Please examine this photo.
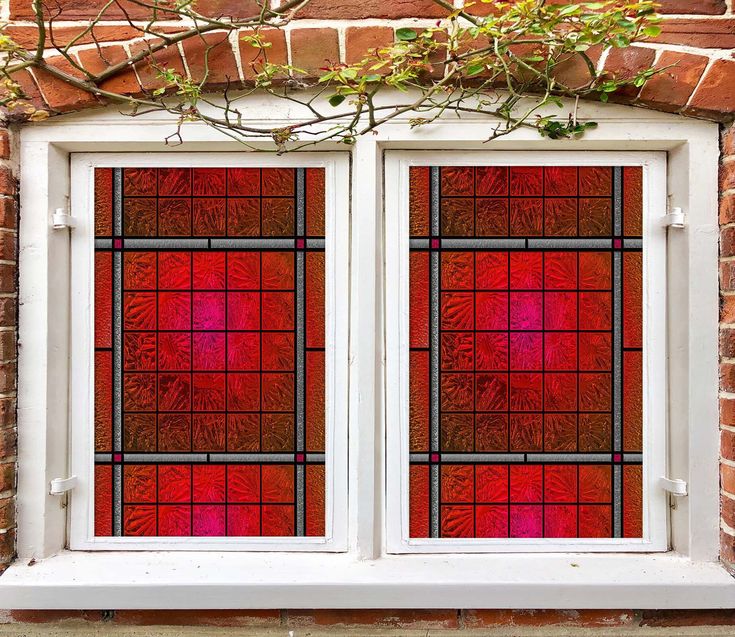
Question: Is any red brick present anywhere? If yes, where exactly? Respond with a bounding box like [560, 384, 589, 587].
[129, 38, 187, 92]
[724, 125, 735, 157]
[463, 610, 634, 628]
[286, 610, 460, 629]
[9, 0, 181, 20]
[31, 57, 99, 113]
[0, 498, 14, 531]
[657, 0, 726, 14]
[0, 528, 15, 564]
[641, 609, 735, 626]
[290, 28, 340, 78]
[187, 0, 264, 20]
[181, 32, 239, 87]
[687, 58, 735, 120]
[722, 195, 735, 225]
[602, 46, 657, 102]
[0, 462, 14, 493]
[656, 18, 735, 49]
[5, 611, 106, 623]
[0, 131, 10, 161]
[722, 160, 735, 193]
[0, 426, 16, 460]
[721, 531, 735, 572]
[0, 399, 15, 430]
[0, 265, 15, 294]
[722, 362, 735, 391]
[722, 294, 735, 323]
[6, 25, 147, 50]
[0, 299, 16, 329]
[0, 332, 15, 363]
[724, 494, 735, 528]
[721, 398, 735, 426]
[722, 226, 735, 258]
[0, 169, 15, 198]
[76, 45, 141, 96]
[345, 27, 395, 67]
[238, 29, 288, 82]
[112, 610, 280, 626]
[0, 233, 16, 263]
[638, 51, 708, 113]
[721, 325, 735, 356]
[723, 463, 735, 495]
[0, 199, 16, 231]
[296, 0, 446, 19]
[723, 429, 735, 462]
[544, 46, 603, 92]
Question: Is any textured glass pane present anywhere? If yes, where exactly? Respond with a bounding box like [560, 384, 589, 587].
[409, 165, 643, 539]
[94, 166, 326, 538]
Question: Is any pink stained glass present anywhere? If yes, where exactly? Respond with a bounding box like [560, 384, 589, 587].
[409, 165, 643, 539]
[95, 167, 326, 538]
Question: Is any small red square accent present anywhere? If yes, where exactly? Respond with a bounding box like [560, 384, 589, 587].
[613, 239, 622, 249]
[296, 238, 305, 249]
[114, 453, 122, 463]
[431, 239, 440, 249]
[613, 453, 622, 463]
[114, 239, 123, 249]
[296, 453, 305, 463]
[431, 453, 440, 463]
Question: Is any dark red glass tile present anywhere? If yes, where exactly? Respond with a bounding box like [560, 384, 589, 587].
[193, 198, 226, 236]
[123, 505, 157, 536]
[158, 252, 191, 289]
[158, 168, 191, 197]
[95, 352, 112, 451]
[193, 168, 226, 196]
[158, 414, 191, 451]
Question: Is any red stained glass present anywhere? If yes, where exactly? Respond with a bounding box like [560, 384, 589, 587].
[410, 164, 643, 539]
[95, 167, 326, 538]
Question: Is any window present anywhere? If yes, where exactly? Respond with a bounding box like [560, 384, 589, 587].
[386, 152, 667, 552]
[5, 107, 731, 608]
[69, 154, 349, 550]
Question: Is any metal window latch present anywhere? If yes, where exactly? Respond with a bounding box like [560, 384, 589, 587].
[49, 476, 77, 495]
[662, 207, 686, 229]
[51, 208, 75, 230]
[659, 476, 688, 497]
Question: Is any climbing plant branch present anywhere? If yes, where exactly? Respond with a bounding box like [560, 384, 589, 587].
[0, 0, 663, 149]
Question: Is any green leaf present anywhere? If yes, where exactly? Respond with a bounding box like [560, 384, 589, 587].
[363, 74, 382, 83]
[328, 94, 346, 107]
[600, 92, 609, 103]
[396, 28, 418, 41]
[466, 63, 485, 76]
[643, 25, 661, 37]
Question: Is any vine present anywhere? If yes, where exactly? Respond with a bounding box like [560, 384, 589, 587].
[0, 0, 662, 150]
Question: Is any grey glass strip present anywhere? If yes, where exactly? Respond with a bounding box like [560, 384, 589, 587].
[123, 454, 209, 463]
[210, 453, 295, 463]
[430, 464, 440, 539]
[614, 251, 623, 453]
[123, 238, 209, 249]
[113, 168, 123, 236]
[526, 453, 617, 463]
[113, 464, 122, 537]
[410, 239, 430, 249]
[430, 251, 440, 454]
[441, 238, 526, 249]
[624, 239, 642, 249]
[296, 168, 306, 236]
[623, 453, 643, 463]
[296, 465, 305, 536]
[210, 238, 295, 249]
[112, 253, 122, 454]
[613, 167, 623, 237]
[306, 453, 326, 463]
[296, 252, 306, 454]
[440, 453, 526, 463]
[95, 239, 113, 250]
[614, 464, 623, 538]
[306, 239, 325, 249]
[430, 167, 440, 236]
[527, 238, 612, 249]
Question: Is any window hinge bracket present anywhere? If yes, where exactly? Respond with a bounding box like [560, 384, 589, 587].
[662, 207, 686, 229]
[49, 475, 77, 495]
[51, 208, 75, 230]
[660, 476, 688, 497]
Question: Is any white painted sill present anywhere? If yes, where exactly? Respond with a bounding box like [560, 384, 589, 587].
[0, 551, 734, 609]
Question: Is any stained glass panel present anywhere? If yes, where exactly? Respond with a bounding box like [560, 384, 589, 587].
[94, 166, 326, 537]
[408, 165, 643, 539]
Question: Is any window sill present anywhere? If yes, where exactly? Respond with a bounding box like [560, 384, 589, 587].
[0, 551, 733, 609]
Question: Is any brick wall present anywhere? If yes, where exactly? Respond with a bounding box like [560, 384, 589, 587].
[0, 0, 734, 628]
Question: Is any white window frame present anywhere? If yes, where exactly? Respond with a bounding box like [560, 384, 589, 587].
[385, 150, 668, 553]
[68, 153, 350, 551]
[2, 97, 733, 609]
